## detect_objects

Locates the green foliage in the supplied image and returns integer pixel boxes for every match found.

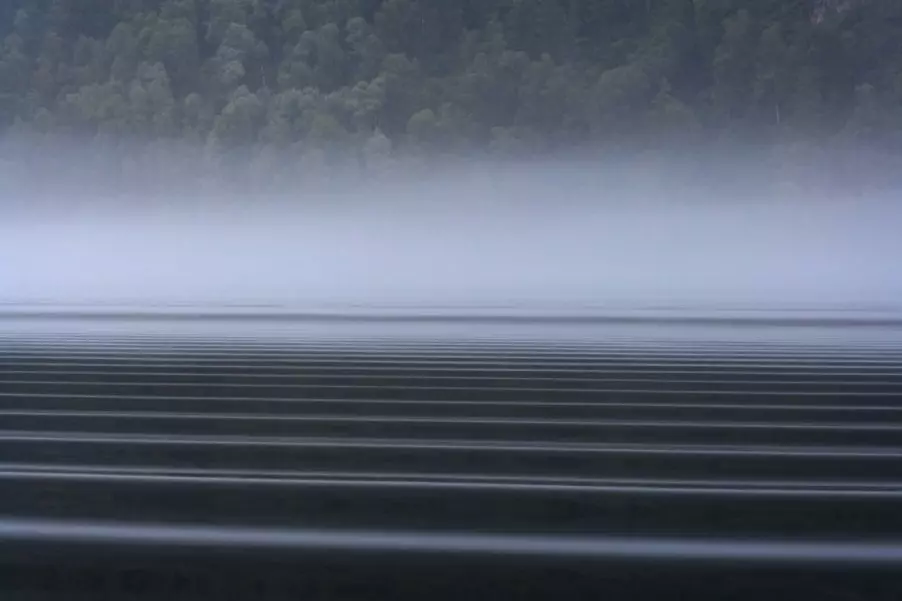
[0,0,899,167]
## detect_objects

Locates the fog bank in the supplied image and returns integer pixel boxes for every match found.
[3,165,901,312]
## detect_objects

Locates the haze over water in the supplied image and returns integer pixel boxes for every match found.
[3,164,901,314]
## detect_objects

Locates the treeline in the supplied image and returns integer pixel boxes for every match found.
[1,0,901,187]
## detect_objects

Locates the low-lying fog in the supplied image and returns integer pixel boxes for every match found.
[3,163,901,313]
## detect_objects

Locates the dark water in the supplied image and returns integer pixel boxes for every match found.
[2,327,902,599]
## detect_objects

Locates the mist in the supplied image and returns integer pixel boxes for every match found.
[3,161,902,314]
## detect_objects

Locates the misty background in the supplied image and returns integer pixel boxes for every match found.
[2,1,901,313]
[4,166,902,311]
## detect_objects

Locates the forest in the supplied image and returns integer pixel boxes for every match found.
[1,0,901,190]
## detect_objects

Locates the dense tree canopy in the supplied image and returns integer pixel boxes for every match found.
[1,0,900,187]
